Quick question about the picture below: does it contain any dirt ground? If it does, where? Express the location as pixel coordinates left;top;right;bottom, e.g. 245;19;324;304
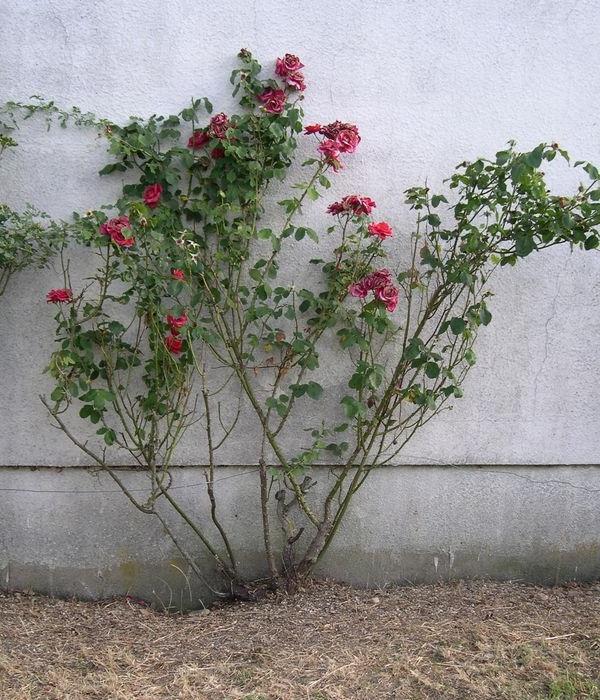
0;579;599;700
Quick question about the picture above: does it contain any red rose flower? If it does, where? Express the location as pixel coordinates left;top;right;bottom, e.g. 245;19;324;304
258;88;287;115
46;288;73;304
100;216;135;248
211;146;225;159
188;129;209;149
337;128;361;153
374;284;399;312
304;123;321;134
165;334;183;354
275;54;304;76
143;183;163;209
208;113;230;140
171;268;185;281
167;313;188;335
368;221;393;239
318;139;340;160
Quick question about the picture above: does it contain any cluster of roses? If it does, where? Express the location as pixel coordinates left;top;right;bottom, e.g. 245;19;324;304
164;312;188;354
326;195;393;239
187;112;230;159
257;53;305;115
305;121;361;171
348;268;399;313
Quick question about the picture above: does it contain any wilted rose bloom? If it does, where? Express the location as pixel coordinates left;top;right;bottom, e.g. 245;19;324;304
365;268;392;290
344;195;376;216
143;183;163;209
368;221;393;239
318;139;340;160
171;268;185;281
275;54;304;76
100;216;135;247
284;72;306;91
319;121;359;140
167;313;188;335
327;201;346;215
304;123;321;134
211;146;225;159
46;288;73;304
258;88;287;114
327;195;376;217
348;281;368;298
188;129;209;149
165;334;183;354
374;284;399;312
208;113;230;139
336;128;361;153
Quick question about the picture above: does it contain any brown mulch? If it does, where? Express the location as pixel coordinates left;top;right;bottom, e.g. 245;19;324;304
0;579;599;699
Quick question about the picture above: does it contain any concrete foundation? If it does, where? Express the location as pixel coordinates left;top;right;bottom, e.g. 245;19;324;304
1;465;598;608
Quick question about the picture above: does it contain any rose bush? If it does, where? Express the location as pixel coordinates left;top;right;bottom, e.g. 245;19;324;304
6;50;600;600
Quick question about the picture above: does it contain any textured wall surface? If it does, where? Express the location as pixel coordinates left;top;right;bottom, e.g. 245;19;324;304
1;0;600;466
1;0;600;597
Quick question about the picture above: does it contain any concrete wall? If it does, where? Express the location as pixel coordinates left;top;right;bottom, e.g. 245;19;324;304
2;465;599;608
1;0;600;600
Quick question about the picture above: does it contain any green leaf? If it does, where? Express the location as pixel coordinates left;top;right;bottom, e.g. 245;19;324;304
340;396;366;419
464;349;476;366
449;318;466;335
424;362;440;379
306;381;323;400
307;186;320;201
50;387;65;402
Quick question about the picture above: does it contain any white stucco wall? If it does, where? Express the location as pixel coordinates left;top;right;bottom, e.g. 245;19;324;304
1;0;599;468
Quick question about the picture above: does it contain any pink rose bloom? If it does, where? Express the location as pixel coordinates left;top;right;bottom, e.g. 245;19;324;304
167;313;188;335
374;284;399;312
304;123;321;134
165;334;183;354
100;216;135;248
143;183;163;209
188;130;209;149
171;268;185;281
348;281;368;299
368;221;393;239
208;113;230;140
46;288;73;303
284;71;306;91
275;54;304;76
258;88;287;114
337;128;361;153
318;139;340;160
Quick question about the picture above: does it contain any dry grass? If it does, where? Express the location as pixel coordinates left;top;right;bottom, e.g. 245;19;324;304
0;579;599;699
